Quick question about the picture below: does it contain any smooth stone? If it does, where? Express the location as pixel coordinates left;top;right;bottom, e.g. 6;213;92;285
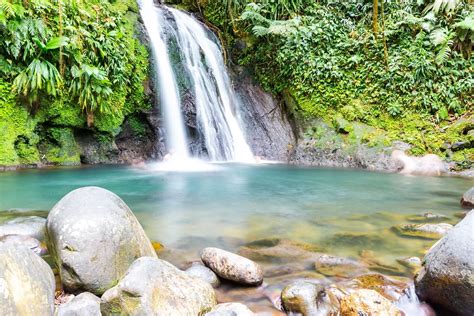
281;280;323;316
347;273;409;302
339;289;402;315
0;234;47;255
392;223;453;239
460;187;474;208
58;292;101;316
0;244;55;315
46;186;157;295
0;215;46;240
201;247;263;286
391;150;446;176
314;254;367;277
415;211;474;315
205;302;254;316
101;257;216;315
185;262;221;288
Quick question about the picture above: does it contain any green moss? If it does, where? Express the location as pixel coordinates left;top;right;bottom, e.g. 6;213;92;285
40;128;80;165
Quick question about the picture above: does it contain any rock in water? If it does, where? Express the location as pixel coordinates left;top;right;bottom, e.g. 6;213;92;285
205;303;255;316
0;215;46;240
185;262;221;288
415;211;474;315
281;281;322;315
46;186;156;295
101;257;216;315
0;244;55;315
201;247;263;286
460;187;474;208
340;289;402;315
392;223;452;239
58;292;101;316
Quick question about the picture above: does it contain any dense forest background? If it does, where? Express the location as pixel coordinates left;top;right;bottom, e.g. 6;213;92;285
0;0;473;169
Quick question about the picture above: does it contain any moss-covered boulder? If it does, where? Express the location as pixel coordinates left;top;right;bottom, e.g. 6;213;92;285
0;244;55;315
101;257;216;315
415;211;474;315
46;186;156;295
339;289;401;315
392;223;452;239
281;281;323;316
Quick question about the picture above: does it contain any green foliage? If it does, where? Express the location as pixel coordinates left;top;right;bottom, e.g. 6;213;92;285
0;0;149;166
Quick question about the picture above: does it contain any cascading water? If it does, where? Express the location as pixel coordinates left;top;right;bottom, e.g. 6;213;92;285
139;0;190;161
138;0;254;163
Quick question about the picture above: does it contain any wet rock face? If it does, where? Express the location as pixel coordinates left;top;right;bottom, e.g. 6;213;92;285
58;292;101;316
281;281;323;316
101;257;216;315
205;302;255;316
233;68;296;162
201;247;263;286
185;262;221;288
460;187;474;208
0;215;46;240
415;211;474;315
0;244;55;315
339;289;402;315
46;186;157;295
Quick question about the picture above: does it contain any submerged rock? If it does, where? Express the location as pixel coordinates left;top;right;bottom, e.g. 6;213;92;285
460;187;474;208
415;211;474;315
406;212;450;223
392;223;452;239
185;262;221;288
46;186;156;295
339;289;402;315
205;302;254;316
314;254;367;278
101;257;216;315
58;292;101;316
0;215;46;240
281;281;323;316
0;244;55;315
201;247;263;286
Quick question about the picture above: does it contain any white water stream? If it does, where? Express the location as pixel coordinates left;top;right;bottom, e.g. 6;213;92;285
138;0;254;164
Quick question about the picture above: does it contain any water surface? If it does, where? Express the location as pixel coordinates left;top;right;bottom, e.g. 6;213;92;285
0;164;471;275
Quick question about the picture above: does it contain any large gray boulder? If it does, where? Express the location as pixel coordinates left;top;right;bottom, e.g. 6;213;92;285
58;292;101;316
0;216;46;240
101;257;216;315
185;262;220;288
46;186;156;295
461;187;474;208
415;211;474;315
0;244;55;315
201;247;263;286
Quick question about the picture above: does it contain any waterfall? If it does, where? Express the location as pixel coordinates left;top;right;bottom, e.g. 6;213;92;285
138;0;254;163
139;0;190;161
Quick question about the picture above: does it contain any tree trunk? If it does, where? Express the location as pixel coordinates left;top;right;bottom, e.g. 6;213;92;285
373;0;379;36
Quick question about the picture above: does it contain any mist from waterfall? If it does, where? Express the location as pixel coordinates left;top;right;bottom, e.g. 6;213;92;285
138;0;254;163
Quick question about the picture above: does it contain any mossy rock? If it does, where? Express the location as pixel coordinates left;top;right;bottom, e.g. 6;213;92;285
392;223;453;240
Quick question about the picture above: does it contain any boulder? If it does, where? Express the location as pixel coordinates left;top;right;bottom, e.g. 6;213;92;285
205;303;254;316
46;186;156;295
0;234;47;255
415;211;474;315
58;292;101;316
281;281;323;316
460;187;474;208
201;247;263;286
391;150;446;176
0;215;46;240
101;257;216;315
339;289;402;315
392;223;452;239
0;244;55;315
185;262;220;288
